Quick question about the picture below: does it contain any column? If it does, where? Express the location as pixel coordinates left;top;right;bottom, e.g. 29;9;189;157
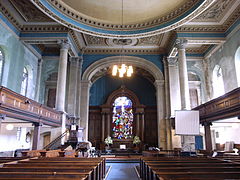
0;114;6;134
32;123;41;150
80;80;92;141
107;113;111;136
167;57;182;148
136;113;140;137
176;39;196;151
175;39;190;110
67;57;80;116
141;113;145;142
203;122;213;153
163;57;172;149
55;41;70;112
101;113;105;141
154;80;166;149
34;58;43;102
75;57;83;126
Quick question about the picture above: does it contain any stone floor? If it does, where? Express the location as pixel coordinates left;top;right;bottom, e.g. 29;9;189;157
106;162;139;180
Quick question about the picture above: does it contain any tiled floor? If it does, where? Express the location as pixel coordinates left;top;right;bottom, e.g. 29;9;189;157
106;163;139;180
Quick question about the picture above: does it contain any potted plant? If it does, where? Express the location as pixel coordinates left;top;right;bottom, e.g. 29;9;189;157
133;136;141;153
104;136;113;153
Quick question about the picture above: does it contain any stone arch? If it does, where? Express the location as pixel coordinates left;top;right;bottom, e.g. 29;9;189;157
80;55;166;149
82;56;164;82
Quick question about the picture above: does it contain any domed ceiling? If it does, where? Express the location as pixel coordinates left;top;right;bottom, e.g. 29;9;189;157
31;0;215;38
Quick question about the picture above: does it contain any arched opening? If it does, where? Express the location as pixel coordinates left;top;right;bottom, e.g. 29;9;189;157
188;72;201;108
81;56;165;148
235;47;240;87
0;48;4;84
20;67;28;96
212;65;225;98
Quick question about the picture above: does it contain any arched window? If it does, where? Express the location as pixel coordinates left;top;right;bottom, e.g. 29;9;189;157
0;49;4;84
112;96;133;139
20;67;28;96
235;47;240;87
212;65;225;98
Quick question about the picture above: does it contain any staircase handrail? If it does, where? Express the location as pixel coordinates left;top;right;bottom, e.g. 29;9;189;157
43;129;69;150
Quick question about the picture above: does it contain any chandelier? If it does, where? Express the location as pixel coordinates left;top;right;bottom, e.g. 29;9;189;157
111;0;133;78
112;64;133;77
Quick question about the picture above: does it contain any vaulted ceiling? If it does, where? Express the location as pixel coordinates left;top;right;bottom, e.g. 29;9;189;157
0;0;239;58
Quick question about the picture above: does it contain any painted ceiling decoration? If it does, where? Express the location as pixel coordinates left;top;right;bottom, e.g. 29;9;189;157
30;0;216;38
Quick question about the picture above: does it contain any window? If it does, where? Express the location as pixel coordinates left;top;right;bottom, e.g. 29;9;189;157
235;47;240;87
20;67;28;96
212;65;225;98
0;49;4;83
112;96;133;139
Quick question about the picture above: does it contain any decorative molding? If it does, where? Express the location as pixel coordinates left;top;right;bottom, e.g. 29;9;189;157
84;48;165;55
194;0;234;22
138;35;162;46
84;35;106;46
186;45;211;54
31;0;215;38
21;25;69;32
167;57;178;66
9;0;53;22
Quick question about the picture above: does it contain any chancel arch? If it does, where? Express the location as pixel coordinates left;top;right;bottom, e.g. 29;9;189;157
81;56;166;148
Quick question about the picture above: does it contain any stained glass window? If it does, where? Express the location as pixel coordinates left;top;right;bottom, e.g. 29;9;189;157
112;96;133;139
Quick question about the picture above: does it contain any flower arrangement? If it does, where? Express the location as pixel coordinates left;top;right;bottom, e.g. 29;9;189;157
104;136;113;146
133;136;141;145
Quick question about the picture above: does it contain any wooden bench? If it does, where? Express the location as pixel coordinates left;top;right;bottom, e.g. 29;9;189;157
1;157;106;180
141;157;240;180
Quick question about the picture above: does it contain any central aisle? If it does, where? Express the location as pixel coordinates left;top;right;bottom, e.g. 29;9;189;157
106;162;139;180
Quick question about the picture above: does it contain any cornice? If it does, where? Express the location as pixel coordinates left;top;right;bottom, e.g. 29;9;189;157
84;48;166;55
31;0;216;38
20;25;69;32
0;1;22;31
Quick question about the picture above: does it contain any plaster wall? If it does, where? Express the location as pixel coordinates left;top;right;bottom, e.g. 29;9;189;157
0;23;38;99
208;28;240;95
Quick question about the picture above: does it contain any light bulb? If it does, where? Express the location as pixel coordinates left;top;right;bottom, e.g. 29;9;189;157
128;66;133;74
127;68;132;77
121;64;126;74
112;65;118;76
119;71;124;78
6;124;14;130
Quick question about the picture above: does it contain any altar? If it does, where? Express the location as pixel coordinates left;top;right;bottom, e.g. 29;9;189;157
111;138;134;150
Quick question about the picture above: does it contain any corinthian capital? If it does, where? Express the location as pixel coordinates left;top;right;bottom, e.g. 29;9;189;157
57;39;70;50
175;39;188;49
167;57;178;66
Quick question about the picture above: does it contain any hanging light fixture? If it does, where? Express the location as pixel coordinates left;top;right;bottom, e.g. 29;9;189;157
112;0;133;78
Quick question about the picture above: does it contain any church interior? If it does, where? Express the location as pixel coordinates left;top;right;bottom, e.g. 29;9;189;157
0;0;240;179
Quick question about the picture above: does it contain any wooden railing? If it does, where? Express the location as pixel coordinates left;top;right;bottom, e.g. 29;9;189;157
193;87;240;123
0;86;61;126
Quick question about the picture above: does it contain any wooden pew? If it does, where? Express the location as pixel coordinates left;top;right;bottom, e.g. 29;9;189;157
3;157;105;180
141;157;240;180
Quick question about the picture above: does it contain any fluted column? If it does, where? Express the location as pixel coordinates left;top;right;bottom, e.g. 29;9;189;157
55;41;70;112
34;58;43;102
154;80;166;149
175;39;190;110
67;57;80;116
203;122;213;154
163;57;172;149
80;80;92;141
